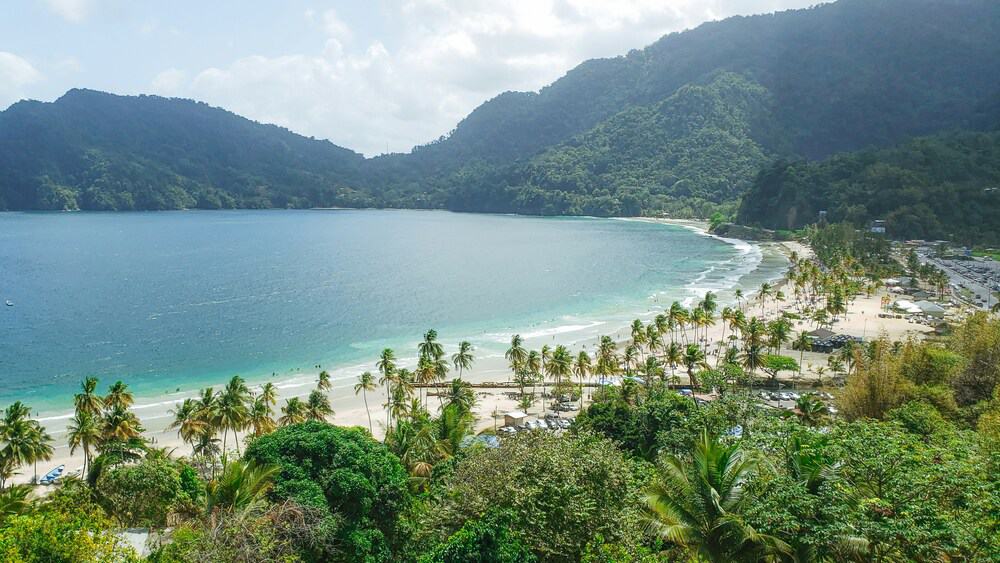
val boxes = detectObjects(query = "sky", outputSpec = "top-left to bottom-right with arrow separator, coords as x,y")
2,1 -> 819,155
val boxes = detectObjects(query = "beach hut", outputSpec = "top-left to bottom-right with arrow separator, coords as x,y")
915,300 -> 945,318
504,411 -> 528,427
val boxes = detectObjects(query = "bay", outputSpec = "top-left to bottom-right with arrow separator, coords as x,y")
0,209 -> 784,415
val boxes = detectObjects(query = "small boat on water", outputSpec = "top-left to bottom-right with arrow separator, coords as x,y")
4,300 -> 11,307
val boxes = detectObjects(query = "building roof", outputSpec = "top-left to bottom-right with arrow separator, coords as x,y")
504,410 -> 527,419
806,328 -> 836,340
915,300 -> 945,313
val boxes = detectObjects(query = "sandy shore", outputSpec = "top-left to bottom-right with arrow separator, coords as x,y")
12,232 -> 926,486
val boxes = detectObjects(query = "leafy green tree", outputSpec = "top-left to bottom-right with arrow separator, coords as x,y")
426,431 -> 644,560
421,510 -> 536,563
95,457 -> 182,528
243,422 -> 411,561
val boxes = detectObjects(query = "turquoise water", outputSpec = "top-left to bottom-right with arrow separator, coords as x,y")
0,210 -> 783,415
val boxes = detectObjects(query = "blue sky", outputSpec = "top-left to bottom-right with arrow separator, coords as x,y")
2,1 -> 818,155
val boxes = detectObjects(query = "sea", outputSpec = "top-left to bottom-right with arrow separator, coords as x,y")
0,209 -> 787,419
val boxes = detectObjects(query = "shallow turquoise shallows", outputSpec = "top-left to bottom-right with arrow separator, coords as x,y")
0,209 -> 782,415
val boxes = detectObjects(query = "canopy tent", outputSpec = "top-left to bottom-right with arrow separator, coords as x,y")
892,299 -> 923,314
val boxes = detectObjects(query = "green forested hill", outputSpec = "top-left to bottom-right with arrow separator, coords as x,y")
1,0 -> 999,215
736,131 -> 1000,244
441,73 -> 773,216
0,89 -> 369,211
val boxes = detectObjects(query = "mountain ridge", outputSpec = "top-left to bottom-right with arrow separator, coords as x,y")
1,0 -> 998,216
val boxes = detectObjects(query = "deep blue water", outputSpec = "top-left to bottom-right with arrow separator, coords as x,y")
0,210 -> 777,414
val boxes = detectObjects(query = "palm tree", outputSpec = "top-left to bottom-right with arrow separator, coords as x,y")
29,424 -> 53,484
104,380 -> 134,411
547,345 -> 573,402
631,319 -> 647,359
317,370 -> 332,392
757,282 -> 772,315
451,341 -> 475,380
643,356 -> 665,384
248,396 -> 276,437
74,376 -> 104,416
67,410 -> 101,474
259,382 -> 277,408
415,356 -> 437,408
418,329 -> 444,361
168,398 -> 208,448
354,371 -> 377,433
595,336 -> 619,385
205,459 -> 280,514
573,351 -> 591,408
279,397 -> 307,426
665,341 -> 682,382
0,485 -> 33,524
505,334 -> 528,377
101,404 -> 144,443
526,350 -> 542,411
644,430 -> 791,562
218,376 -> 250,456
305,390 -> 334,422
377,348 -> 397,428
792,332 -> 812,377
683,344 -> 707,389
795,395 -> 829,427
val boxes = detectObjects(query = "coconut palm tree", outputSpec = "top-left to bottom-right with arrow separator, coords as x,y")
354,371 -> 377,433
757,282 -> 772,315
623,344 -> 640,376
248,396 -> 276,437
305,390 -> 334,422
168,398 -> 207,448
317,370 -> 332,392
259,382 -> 278,408
573,351 -> 591,408
101,404 -> 143,443
377,348 -> 397,428
104,380 -> 134,411
0,485 -> 33,523
631,319 -> 647,360
505,334 -> 528,376
595,336 -> 619,385
643,356 -> 665,384
683,344 -> 707,389
74,376 -> 104,416
665,342 -> 682,382
546,344 -> 573,402
418,329 -> 444,361
26,424 -> 53,484
795,395 -> 829,427
451,341 -> 475,380
218,376 -> 250,455
415,356 -> 437,408
205,459 -> 280,514
792,332 -> 812,377
279,397 -> 307,426
67,410 -> 101,474
644,430 -> 791,562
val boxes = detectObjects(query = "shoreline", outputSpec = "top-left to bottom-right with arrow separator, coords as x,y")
9,218 -> 793,485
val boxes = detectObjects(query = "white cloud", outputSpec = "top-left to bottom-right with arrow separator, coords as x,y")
0,52 -> 42,109
151,68 -> 187,95
149,0 -> 819,155
44,0 -> 92,22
